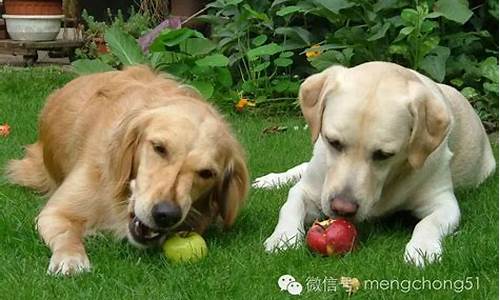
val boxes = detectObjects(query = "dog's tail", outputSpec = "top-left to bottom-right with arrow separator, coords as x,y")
5,142 -> 55,195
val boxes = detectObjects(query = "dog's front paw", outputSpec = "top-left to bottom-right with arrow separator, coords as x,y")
404,238 -> 442,267
264,229 -> 303,253
252,173 -> 286,189
48,251 -> 91,276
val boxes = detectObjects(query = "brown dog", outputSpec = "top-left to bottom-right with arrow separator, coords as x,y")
6,66 -> 249,275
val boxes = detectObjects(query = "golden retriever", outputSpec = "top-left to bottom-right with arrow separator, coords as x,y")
254,62 -> 495,267
6,66 -> 249,275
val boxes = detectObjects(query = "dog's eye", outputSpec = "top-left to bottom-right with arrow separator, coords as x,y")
198,169 -> 215,179
152,142 -> 167,156
329,139 -> 344,152
373,150 -> 394,161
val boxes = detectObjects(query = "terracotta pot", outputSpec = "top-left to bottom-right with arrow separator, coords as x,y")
4,0 -> 63,15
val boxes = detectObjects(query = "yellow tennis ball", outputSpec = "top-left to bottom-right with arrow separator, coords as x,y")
162,232 -> 208,263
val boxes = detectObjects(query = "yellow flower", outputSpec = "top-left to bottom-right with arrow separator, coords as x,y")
235,98 -> 255,112
305,44 -> 321,58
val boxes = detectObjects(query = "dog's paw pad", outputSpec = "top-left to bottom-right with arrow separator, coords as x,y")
47,252 -> 91,276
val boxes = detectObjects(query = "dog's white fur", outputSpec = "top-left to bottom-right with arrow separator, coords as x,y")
256,62 -> 495,267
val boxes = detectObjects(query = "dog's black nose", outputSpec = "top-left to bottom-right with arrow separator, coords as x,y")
152,202 -> 182,228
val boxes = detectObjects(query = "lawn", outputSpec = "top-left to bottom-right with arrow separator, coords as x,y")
0,67 -> 498,300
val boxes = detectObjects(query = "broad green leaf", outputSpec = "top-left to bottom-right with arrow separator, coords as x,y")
227,0 -> 243,5
180,38 -> 216,56
420,46 -> 450,82
394,26 -> 414,42
479,57 -> 499,83
450,78 -> 464,87
241,80 -> 257,92
104,26 -> 145,65
153,28 -> 204,49
165,63 -> 190,77
401,8 -> 418,24
247,43 -> 282,60
461,87 -> 479,99
252,35 -> 268,46
275,27 -> 312,46
195,54 -> 230,67
71,59 -> 115,75
215,68 -> 233,88
280,51 -> 294,58
314,0 -> 355,14
488,0 -> 499,20
276,5 -> 303,16
273,79 -> 299,93
433,0 -> 473,24
271,0 -> 291,7
484,82 -> 499,95
367,23 -> 391,41
374,0 -> 405,12
421,20 -> 438,33
190,80 -> 214,98
309,50 -> 344,71
274,57 -> 293,67
254,61 -> 271,72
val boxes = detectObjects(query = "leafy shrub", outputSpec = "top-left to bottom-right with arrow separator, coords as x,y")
76,8 -> 153,62
204,0 -> 498,129
72,1 -> 498,129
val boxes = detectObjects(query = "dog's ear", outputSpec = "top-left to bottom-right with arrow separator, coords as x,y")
407,81 -> 451,169
107,111 -> 145,199
300,65 -> 345,142
216,145 -> 249,228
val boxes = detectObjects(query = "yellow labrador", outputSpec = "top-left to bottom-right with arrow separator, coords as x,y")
255,61 -> 495,267
7,66 -> 249,275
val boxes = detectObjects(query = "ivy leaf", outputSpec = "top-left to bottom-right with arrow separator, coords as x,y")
104,26 -> 145,65
433,0 -> 473,24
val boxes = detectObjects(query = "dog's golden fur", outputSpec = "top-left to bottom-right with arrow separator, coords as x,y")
6,66 -> 249,275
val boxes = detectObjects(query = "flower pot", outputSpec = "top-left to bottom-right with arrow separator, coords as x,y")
4,0 -> 63,16
3,14 -> 64,41
0,19 -> 8,39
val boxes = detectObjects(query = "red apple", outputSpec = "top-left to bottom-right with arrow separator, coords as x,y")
306,219 -> 358,256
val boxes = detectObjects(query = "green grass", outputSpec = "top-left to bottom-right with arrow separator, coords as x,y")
0,67 -> 498,300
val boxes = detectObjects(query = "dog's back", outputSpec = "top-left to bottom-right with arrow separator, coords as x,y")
438,84 -> 496,187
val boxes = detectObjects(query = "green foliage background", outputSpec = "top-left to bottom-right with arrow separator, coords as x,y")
73,0 -> 499,130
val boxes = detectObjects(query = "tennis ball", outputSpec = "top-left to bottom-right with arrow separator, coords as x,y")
162,232 -> 207,263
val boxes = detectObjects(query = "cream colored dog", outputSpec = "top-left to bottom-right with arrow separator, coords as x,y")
6,66 -> 249,275
254,62 -> 495,267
